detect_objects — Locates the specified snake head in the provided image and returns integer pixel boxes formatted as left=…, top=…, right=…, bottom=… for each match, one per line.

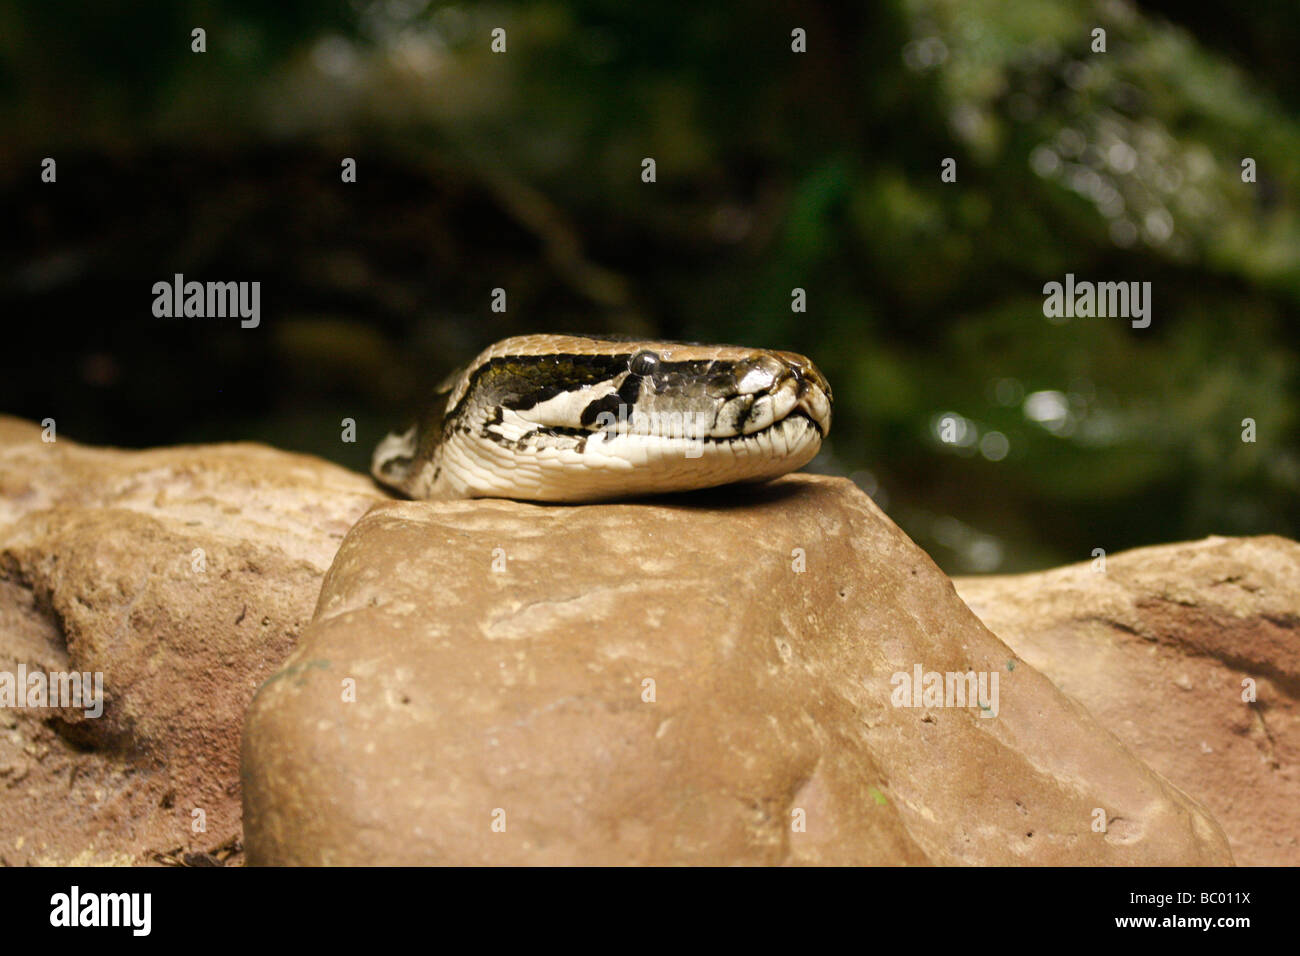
left=372, top=335, right=833, bottom=502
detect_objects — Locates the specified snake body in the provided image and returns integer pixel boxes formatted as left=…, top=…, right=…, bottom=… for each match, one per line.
left=371, top=333, right=832, bottom=502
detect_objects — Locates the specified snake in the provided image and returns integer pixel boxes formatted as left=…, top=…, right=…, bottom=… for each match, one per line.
left=371, top=333, right=832, bottom=502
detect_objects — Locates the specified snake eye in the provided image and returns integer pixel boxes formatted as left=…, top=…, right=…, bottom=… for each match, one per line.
left=628, top=350, right=660, bottom=377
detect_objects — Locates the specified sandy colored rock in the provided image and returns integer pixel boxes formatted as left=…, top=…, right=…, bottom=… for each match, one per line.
left=243, top=475, right=1232, bottom=865
left=954, top=535, right=1300, bottom=866
left=0, top=415, right=382, bottom=865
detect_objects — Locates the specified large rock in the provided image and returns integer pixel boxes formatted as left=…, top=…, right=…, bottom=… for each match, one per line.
left=0, top=416, right=382, bottom=865
left=242, top=475, right=1232, bottom=865
left=954, top=536, right=1300, bottom=866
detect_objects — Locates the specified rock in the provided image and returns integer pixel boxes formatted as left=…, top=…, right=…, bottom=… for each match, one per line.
left=954, top=536, right=1300, bottom=866
left=0, top=416, right=382, bottom=865
left=242, top=475, right=1232, bottom=865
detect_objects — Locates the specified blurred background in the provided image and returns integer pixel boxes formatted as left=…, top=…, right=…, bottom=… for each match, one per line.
left=2, top=0, right=1297, bottom=573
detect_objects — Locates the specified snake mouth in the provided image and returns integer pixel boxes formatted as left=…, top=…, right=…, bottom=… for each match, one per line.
left=699, top=364, right=832, bottom=443
left=577, top=409, right=821, bottom=448
left=783, top=407, right=825, bottom=439
left=707, top=398, right=828, bottom=445
left=786, top=374, right=833, bottom=438
left=562, top=382, right=830, bottom=449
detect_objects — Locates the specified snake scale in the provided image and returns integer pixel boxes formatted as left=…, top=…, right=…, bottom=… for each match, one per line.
left=371, top=333, right=832, bottom=502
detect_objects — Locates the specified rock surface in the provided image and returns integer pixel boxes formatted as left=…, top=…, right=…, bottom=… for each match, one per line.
left=954, top=536, right=1300, bottom=866
left=243, top=475, right=1232, bottom=865
left=0, top=416, right=382, bottom=865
